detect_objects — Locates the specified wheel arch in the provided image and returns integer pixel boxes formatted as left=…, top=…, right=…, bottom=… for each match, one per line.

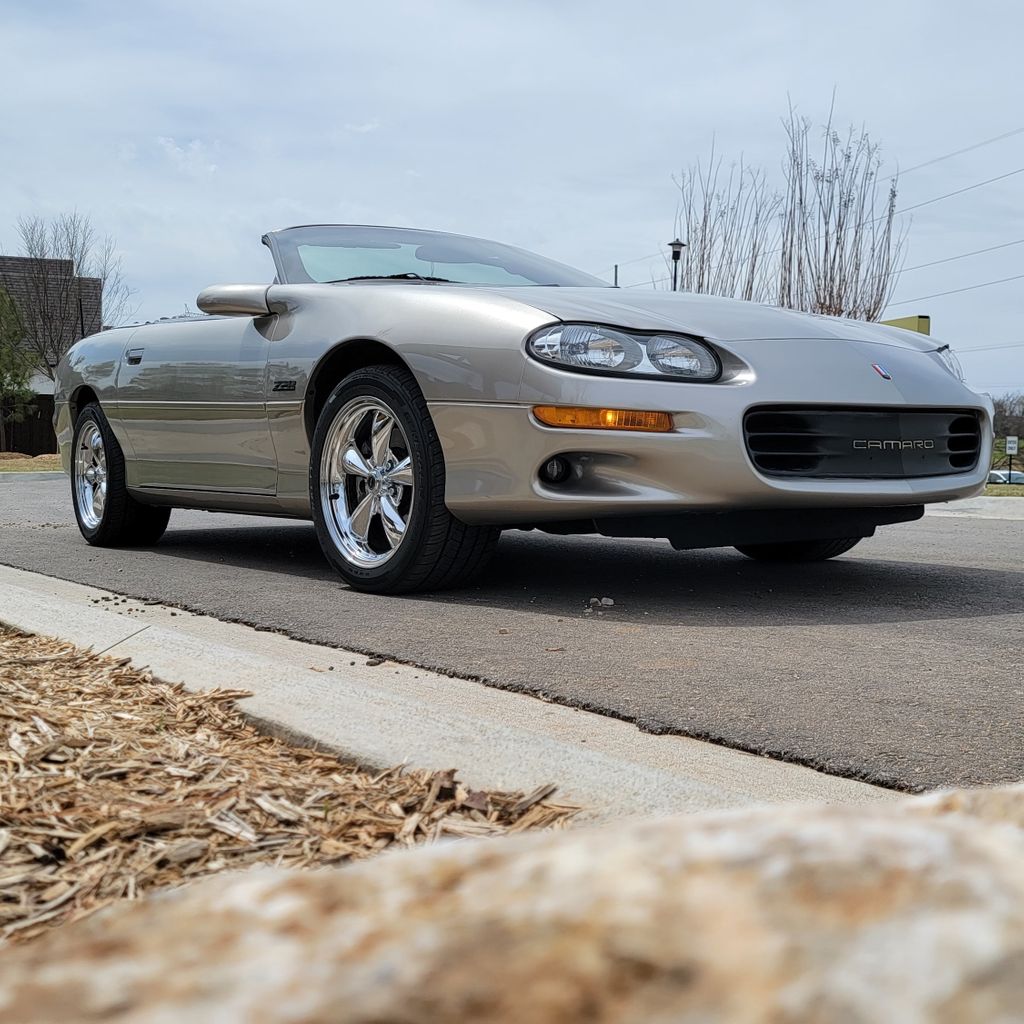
left=69, top=384, right=100, bottom=425
left=303, top=338, right=413, bottom=444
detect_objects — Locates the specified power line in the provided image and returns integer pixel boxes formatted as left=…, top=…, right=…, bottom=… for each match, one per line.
left=902, top=237, right=1024, bottom=273
left=597, top=129, right=1024, bottom=278
left=633, top=260, right=1024, bottom=302
left=895, top=166, right=1024, bottom=215
left=592, top=248, right=665, bottom=277
left=881, top=127, right=1024, bottom=181
left=958, top=341, right=1024, bottom=353
left=627, top=170, right=1024, bottom=291
left=887, top=272, right=1024, bottom=307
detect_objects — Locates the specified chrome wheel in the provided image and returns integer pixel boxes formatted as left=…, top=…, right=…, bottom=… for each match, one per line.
left=319, top=397, right=415, bottom=568
left=74, top=421, right=107, bottom=530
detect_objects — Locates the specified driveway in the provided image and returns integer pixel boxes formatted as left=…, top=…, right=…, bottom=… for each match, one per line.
left=2, top=477, right=1022, bottom=791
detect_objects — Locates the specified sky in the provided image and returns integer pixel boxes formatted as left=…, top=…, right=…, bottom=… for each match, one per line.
left=2, top=0, right=1022, bottom=394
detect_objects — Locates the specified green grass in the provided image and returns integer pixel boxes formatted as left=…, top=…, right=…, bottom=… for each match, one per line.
left=985, top=485, right=1024, bottom=497
left=0, top=456, right=62, bottom=473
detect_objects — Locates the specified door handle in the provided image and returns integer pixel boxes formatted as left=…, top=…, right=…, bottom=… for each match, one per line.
left=126, top=348, right=144, bottom=365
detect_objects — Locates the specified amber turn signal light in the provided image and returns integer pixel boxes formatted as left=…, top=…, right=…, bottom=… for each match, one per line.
left=532, top=406, right=673, bottom=432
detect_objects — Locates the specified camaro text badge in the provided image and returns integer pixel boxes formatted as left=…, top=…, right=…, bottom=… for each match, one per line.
left=853, top=439, right=936, bottom=450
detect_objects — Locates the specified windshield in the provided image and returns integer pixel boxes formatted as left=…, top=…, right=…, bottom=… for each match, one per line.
left=262, top=225, right=609, bottom=288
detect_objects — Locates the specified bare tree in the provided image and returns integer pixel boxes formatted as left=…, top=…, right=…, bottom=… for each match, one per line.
left=992, top=391, right=1024, bottom=448
left=0, top=212, right=134, bottom=379
left=667, top=101, right=905, bottom=321
left=673, top=148, right=781, bottom=302
left=777, top=103, right=904, bottom=319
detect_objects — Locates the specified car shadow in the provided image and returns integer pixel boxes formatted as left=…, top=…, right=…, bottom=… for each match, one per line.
left=155, top=521, right=335, bottom=579
left=150, top=521, right=1024, bottom=628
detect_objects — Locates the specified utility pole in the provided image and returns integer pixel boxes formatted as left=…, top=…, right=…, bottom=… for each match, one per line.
left=613, top=264, right=618, bottom=287
left=669, top=239, right=686, bottom=292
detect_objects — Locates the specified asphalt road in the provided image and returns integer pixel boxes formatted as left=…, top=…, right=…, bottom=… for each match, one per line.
left=2, top=477, right=1022, bottom=791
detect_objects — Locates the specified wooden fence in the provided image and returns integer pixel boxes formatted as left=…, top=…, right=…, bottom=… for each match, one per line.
left=2, top=396, right=57, bottom=456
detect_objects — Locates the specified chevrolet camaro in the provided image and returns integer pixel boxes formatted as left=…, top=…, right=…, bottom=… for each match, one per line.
left=54, top=224, right=992, bottom=593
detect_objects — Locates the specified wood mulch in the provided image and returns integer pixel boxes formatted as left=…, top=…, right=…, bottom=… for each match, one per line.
left=0, top=627, right=576, bottom=944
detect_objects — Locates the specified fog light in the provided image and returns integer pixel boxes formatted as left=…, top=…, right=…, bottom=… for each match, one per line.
left=539, top=456, right=571, bottom=484
left=532, top=406, right=672, bottom=432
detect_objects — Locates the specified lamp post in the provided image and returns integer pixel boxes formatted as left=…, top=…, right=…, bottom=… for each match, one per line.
left=668, top=238, right=686, bottom=292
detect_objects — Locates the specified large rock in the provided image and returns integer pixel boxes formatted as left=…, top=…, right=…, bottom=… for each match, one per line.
left=4, top=787, right=1024, bottom=1023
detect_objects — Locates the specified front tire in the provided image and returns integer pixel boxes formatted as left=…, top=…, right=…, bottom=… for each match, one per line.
left=72, top=403, right=171, bottom=546
left=310, top=365, right=499, bottom=593
left=734, top=537, right=862, bottom=562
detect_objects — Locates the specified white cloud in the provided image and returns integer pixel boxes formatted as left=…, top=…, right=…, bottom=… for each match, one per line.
left=156, top=137, right=218, bottom=176
left=343, top=120, right=380, bottom=135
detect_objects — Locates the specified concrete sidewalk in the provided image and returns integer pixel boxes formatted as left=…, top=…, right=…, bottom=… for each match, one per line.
left=926, top=495, right=1024, bottom=519
left=0, top=471, right=64, bottom=482
left=0, top=563, right=893, bottom=821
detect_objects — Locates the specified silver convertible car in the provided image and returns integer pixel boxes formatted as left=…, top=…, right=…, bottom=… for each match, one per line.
left=55, top=224, right=992, bottom=593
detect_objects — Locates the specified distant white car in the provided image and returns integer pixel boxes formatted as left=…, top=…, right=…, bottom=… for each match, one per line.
left=988, top=469, right=1024, bottom=484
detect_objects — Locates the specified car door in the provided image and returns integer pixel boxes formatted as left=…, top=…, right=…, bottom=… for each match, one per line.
left=115, top=315, right=277, bottom=493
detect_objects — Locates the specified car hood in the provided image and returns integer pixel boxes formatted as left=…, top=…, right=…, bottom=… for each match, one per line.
left=485, top=287, right=939, bottom=353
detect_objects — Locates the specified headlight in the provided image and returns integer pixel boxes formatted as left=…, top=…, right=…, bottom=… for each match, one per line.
left=527, top=323, right=720, bottom=381
left=934, top=344, right=965, bottom=381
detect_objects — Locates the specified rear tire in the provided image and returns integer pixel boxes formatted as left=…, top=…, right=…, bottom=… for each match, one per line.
left=734, top=537, right=862, bottom=562
left=72, top=403, right=171, bottom=546
left=310, top=365, right=499, bottom=593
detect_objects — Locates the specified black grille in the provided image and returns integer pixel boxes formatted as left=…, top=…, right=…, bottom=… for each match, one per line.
left=744, top=406, right=982, bottom=479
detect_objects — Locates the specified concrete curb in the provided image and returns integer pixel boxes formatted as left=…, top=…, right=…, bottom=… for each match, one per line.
left=0, top=563, right=895, bottom=821
left=0, top=471, right=65, bottom=482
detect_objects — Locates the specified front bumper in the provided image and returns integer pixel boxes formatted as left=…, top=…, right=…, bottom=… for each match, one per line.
left=430, top=404, right=990, bottom=524
left=430, top=337, right=992, bottom=525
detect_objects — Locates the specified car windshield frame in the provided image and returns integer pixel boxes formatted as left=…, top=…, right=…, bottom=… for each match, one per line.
left=261, top=224, right=610, bottom=289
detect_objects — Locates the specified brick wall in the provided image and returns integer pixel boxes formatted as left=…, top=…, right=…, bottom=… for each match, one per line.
left=0, top=255, right=102, bottom=452
left=0, top=255, right=102, bottom=375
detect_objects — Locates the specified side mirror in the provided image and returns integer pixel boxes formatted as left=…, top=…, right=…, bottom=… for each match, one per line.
left=196, top=284, right=272, bottom=317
